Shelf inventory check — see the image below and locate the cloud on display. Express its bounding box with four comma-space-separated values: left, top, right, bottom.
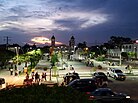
0, 0, 138, 46
31, 36, 62, 45
0, 0, 109, 31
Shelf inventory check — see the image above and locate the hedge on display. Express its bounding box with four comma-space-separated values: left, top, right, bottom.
0, 84, 92, 103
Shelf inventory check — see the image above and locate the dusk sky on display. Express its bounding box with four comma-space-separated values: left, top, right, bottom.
0, 0, 138, 46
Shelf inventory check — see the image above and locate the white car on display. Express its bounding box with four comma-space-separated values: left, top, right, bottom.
107, 68, 126, 81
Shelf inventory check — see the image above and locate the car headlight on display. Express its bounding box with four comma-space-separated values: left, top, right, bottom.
126, 96, 130, 99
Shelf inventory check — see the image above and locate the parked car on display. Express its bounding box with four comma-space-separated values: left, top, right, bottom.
93, 72, 107, 78
110, 62, 119, 66
67, 78, 97, 92
86, 88, 131, 103
107, 68, 126, 80
103, 61, 110, 65
93, 72, 108, 87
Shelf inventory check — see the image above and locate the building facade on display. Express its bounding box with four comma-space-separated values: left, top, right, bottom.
108, 43, 138, 59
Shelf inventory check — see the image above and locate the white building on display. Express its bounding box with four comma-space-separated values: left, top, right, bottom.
108, 43, 138, 59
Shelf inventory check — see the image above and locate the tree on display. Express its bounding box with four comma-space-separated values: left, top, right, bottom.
127, 52, 136, 59
22, 43, 30, 53
108, 36, 132, 49
51, 53, 58, 66
0, 50, 15, 69
77, 41, 87, 49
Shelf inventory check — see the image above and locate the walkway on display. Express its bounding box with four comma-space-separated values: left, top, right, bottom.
1, 58, 138, 87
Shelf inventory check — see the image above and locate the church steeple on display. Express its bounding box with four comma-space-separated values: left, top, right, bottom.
69, 36, 75, 48
51, 35, 55, 47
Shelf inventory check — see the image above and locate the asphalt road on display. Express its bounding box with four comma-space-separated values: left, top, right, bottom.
75, 60, 138, 103
104, 76, 138, 103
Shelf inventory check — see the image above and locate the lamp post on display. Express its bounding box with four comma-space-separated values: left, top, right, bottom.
15, 47, 19, 75
119, 52, 122, 66
134, 47, 137, 59
119, 48, 124, 66
97, 47, 102, 56
50, 65, 52, 81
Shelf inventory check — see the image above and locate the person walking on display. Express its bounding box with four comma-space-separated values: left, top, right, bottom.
15, 70, 18, 76
35, 72, 40, 83
31, 72, 35, 80
41, 72, 47, 82
44, 72, 47, 81
10, 68, 13, 75
69, 65, 75, 73
26, 72, 29, 80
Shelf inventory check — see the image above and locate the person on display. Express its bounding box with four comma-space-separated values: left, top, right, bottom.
35, 72, 40, 83
70, 65, 74, 70
128, 65, 132, 73
41, 72, 46, 81
63, 63, 66, 70
125, 65, 129, 73
26, 72, 29, 80
44, 72, 47, 81
10, 68, 13, 75
69, 65, 75, 73
70, 65, 73, 70
15, 70, 18, 76
31, 72, 35, 80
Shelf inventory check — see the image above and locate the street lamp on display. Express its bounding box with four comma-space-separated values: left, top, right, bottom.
15, 47, 19, 75
119, 52, 122, 66
97, 47, 102, 56
134, 47, 137, 59
119, 48, 124, 66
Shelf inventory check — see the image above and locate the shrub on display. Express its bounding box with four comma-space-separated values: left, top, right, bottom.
96, 56, 105, 61
97, 65, 102, 69
0, 84, 91, 103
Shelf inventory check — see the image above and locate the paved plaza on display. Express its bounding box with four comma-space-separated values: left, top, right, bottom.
0, 59, 138, 87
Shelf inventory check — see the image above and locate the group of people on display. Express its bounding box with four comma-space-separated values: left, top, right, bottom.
25, 71, 47, 84
125, 65, 132, 73
10, 68, 20, 76
61, 65, 77, 86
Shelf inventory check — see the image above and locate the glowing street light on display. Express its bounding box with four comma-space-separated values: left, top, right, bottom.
15, 47, 19, 75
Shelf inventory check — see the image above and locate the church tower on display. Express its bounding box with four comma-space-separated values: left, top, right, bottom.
51, 35, 55, 47
69, 36, 75, 49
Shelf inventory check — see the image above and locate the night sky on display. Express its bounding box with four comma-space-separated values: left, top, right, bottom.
0, 0, 138, 46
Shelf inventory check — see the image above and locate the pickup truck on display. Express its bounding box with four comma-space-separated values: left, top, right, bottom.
107, 68, 126, 81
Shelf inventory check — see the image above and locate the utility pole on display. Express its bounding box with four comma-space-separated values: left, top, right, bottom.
4, 36, 11, 45
4, 36, 11, 49
119, 52, 122, 66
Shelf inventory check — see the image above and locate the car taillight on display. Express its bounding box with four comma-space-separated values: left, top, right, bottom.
86, 92, 91, 94
89, 95, 95, 100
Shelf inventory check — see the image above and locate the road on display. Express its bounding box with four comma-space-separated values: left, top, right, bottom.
62, 60, 138, 102
108, 76, 138, 103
